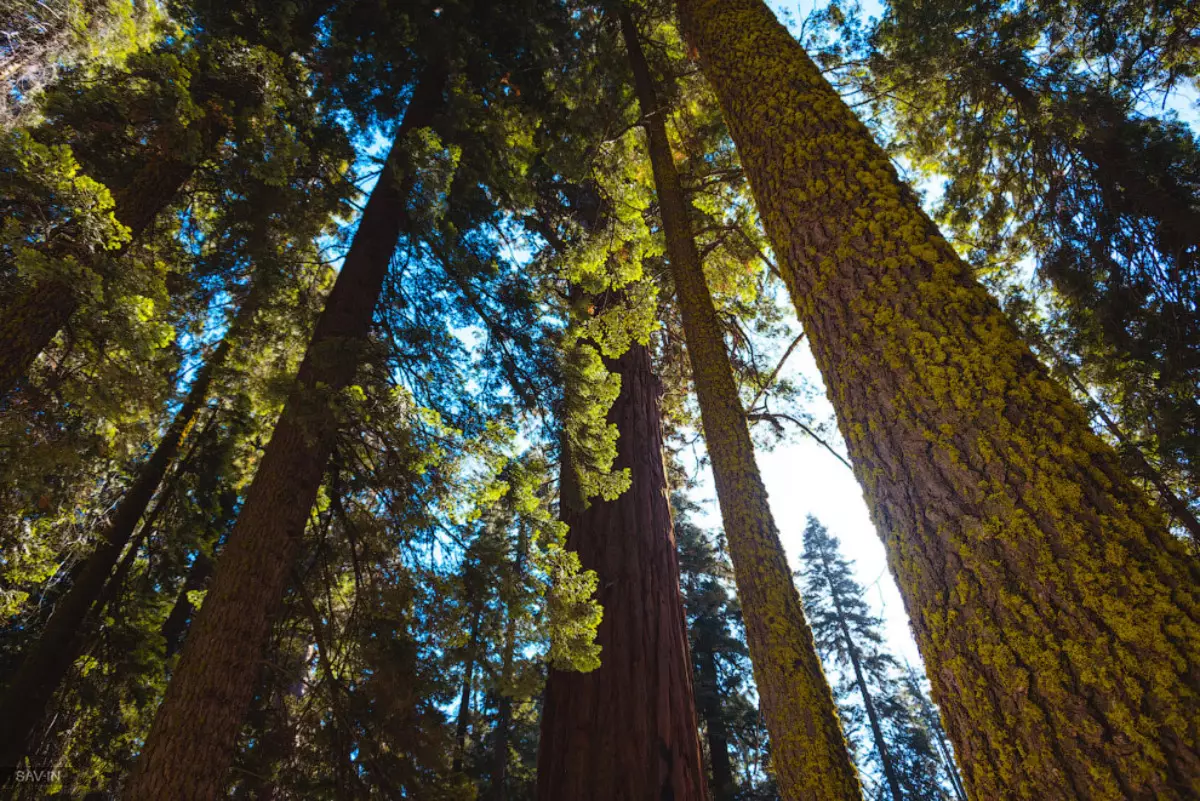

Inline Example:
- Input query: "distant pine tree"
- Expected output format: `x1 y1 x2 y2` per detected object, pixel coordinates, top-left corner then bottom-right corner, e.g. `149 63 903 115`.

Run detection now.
798 516 962 801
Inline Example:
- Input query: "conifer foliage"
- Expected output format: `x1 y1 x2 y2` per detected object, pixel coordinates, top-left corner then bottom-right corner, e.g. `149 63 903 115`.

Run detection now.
0 0 1197 798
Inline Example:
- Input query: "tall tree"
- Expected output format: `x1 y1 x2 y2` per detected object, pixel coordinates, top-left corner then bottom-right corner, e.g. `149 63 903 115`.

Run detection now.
618 6 861 799
0 282 258 771
675 0 1200 797
799 516 957 801
855 0 1200 524
0 1 332 398
538 335 708 800
123 69 445 799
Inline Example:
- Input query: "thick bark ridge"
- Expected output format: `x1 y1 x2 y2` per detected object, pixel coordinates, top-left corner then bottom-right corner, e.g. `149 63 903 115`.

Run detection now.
537 342 708 801
123 74 443 801
675 0 1200 797
620 8 862 800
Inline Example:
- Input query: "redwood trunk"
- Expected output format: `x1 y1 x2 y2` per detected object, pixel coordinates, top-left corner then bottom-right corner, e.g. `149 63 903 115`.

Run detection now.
124 73 443 801
536 343 708 801
676 1 1200 797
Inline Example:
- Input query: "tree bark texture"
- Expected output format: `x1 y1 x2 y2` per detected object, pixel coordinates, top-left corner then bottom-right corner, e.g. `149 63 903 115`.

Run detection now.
537 342 708 801
674 1 1200 797
123 73 443 801
620 8 862 800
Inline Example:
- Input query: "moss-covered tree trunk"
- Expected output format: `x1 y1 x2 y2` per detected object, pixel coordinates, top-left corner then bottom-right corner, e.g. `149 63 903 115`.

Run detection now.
0 103 227 399
124 73 443 801
537 341 708 800
675 1 1200 797
619 8 861 800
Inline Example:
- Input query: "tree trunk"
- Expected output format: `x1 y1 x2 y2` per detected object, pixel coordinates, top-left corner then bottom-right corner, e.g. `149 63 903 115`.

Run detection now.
536 342 708 801
489 522 528 801
0 279 243 770
161 551 216 660
693 633 736 801
619 8 861 800
454 609 481 773
123 71 444 801
820 551 904 801
675 1 1200 797
0 102 228 398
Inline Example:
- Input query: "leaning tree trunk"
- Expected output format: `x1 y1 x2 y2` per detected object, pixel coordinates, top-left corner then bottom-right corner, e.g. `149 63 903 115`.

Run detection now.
537 342 709 801
123 72 443 801
453 609 482 773
0 272 258 770
619 8 861 800
0 102 228 398
675 0 1200 797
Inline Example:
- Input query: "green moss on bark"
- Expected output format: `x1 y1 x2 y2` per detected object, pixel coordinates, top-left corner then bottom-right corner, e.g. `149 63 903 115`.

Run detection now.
675 0 1200 798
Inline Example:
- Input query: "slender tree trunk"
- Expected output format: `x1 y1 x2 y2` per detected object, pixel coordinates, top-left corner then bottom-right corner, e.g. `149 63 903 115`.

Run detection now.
619 8 860 799
819 551 903 801
124 72 444 801
0 280 247 770
454 609 481 773
537 342 709 801
490 620 516 801
161 551 216 660
675 1 1200 797
489 523 528 801
693 633 736 801
904 667 966 801
0 102 228 398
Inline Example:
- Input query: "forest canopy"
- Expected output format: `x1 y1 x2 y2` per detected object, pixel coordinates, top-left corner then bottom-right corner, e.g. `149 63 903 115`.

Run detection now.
0 0 1197 799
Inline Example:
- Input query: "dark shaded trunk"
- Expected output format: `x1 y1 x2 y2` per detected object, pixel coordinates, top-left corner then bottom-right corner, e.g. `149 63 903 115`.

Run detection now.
162 551 216 660
0 283 242 770
489 523 528 801
454 610 482 773
677 1 1200 797
0 103 228 398
693 635 735 801
620 7 861 798
124 71 444 801
537 342 708 801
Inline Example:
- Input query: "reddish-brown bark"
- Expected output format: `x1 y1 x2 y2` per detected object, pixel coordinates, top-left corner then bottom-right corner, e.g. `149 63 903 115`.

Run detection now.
537 342 708 801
